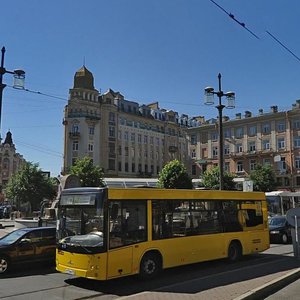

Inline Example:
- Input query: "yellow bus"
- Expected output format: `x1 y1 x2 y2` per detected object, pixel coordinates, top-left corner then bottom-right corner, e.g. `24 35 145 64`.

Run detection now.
56 187 269 280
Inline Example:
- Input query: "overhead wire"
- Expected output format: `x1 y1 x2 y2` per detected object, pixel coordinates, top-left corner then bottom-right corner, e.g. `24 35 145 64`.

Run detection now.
266 30 300 63
209 0 260 39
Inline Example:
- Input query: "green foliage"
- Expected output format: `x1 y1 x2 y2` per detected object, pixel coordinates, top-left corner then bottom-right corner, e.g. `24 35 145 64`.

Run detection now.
250 164 277 192
201 166 236 190
70 157 104 187
158 159 193 189
5 162 57 211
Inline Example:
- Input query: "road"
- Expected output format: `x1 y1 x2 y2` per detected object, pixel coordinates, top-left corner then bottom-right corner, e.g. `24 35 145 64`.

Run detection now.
0 243 298 300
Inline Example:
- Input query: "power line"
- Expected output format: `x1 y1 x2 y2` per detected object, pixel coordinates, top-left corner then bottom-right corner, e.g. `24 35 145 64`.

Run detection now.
7 85 68 102
14 138 63 158
209 0 260 39
266 30 300 63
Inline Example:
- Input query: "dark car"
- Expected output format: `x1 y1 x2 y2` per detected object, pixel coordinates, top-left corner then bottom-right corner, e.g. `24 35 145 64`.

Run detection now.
269 215 291 244
0 227 56 275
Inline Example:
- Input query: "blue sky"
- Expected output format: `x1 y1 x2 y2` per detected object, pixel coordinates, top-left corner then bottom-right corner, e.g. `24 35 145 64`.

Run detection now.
1 0 300 177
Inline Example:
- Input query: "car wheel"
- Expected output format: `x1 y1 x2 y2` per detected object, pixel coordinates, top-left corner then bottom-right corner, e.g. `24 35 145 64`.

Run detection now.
139 253 162 279
228 241 242 262
282 233 288 244
0 256 10 275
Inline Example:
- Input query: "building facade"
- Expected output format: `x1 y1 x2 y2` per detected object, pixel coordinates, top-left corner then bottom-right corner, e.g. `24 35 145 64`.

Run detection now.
0 131 26 189
62 66 193 177
188 101 300 191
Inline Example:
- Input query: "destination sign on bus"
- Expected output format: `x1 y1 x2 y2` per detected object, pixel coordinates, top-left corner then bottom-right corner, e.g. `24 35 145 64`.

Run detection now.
60 194 96 206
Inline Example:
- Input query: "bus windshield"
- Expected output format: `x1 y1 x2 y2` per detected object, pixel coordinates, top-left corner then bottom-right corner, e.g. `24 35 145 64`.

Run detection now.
57 192 104 253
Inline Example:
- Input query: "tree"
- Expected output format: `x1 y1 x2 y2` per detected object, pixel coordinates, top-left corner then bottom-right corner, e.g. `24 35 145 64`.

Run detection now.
201 166 236 190
70 157 104 187
157 159 193 189
5 162 57 211
250 164 277 192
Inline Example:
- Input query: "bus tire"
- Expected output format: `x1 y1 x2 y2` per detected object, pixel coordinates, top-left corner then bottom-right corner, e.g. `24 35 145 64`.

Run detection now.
227 241 242 263
139 252 162 279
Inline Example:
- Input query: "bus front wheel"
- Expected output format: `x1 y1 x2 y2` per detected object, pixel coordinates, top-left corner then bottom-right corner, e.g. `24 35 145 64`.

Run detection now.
227 241 242 262
139 253 162 279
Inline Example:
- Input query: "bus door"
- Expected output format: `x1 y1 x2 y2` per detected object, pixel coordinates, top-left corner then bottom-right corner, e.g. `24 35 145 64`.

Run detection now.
107 246 133 278
107 201 147 278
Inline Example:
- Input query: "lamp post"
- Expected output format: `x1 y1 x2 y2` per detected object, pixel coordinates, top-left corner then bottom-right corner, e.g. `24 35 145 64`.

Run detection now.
0 46 25 140
204 73 235 190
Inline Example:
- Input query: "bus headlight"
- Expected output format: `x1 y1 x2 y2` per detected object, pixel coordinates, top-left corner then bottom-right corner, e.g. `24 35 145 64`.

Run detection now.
270 230 280 234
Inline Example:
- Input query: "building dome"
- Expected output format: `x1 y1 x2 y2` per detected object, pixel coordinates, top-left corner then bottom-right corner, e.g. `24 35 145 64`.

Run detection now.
73 66 95 90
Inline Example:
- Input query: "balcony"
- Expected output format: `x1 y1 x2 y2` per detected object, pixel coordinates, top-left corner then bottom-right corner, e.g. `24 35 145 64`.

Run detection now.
69 132 80 138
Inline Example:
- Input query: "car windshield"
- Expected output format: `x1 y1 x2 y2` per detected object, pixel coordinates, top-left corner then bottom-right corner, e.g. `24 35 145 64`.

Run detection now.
269 217 286 227
0 229 27 244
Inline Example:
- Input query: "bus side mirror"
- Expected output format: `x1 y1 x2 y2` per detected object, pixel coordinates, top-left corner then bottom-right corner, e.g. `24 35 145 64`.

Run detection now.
111 204 119 220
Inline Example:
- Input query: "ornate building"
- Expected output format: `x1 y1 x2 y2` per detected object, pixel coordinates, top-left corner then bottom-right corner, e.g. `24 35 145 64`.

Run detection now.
188 101 300 191
0 131 26 189
62 66 193 177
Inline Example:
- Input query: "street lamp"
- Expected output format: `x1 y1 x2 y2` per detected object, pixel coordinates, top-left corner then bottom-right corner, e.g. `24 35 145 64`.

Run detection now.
0 46 25 139
204 73 235 190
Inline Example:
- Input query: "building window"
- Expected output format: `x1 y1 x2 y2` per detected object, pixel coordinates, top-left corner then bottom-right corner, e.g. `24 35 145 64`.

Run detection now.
237 161 243 172
262 123 271 134
125 147 129 156
212 146 218 157
248 125 257 136
88 126 95 135
263 139 270 150
224 162 230 172
132 163 135 173
108 159 115 170
294 137 300 148
191 149 196 158
263 158 271 166
144 135 148 144
297 177 300 186
224 128 231 138
295 157 300 169
250 160 256 171
211 131 218 141
109 143 115 155
72 124 79 133
277 121 285 132
278 157 286 173
236 143 243 153
124 131 129 141
192 165 197 175
138 134 142 144
130 133 135 143
88 143 94 152
235 127 243 138
293 120 300 129
248 141 256 152
224 145 230 155
277 137 285 149
191 134 197 144
72 141 79 151
109 126 115 137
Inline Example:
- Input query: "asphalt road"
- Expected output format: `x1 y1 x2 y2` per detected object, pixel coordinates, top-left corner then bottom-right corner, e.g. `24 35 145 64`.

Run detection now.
0 243 298 300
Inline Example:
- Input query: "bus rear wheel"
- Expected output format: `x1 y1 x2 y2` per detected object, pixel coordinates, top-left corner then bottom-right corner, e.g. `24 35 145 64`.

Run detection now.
139 253 162 279
228 241 242 262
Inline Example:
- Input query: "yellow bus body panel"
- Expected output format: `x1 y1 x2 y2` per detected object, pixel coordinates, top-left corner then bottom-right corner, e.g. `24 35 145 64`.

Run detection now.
56 188 269 280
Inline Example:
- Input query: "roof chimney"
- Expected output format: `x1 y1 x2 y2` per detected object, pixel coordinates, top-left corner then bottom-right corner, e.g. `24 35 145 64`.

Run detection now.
258 108 263 115
235 113 241 119
271 106 278 113
244 111 252 118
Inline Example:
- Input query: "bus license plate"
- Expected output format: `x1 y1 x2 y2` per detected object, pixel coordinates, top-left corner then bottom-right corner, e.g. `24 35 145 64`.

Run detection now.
65 269 75 275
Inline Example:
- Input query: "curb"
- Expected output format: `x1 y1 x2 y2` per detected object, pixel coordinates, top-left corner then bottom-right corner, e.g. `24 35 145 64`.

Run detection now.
234 268 300 300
